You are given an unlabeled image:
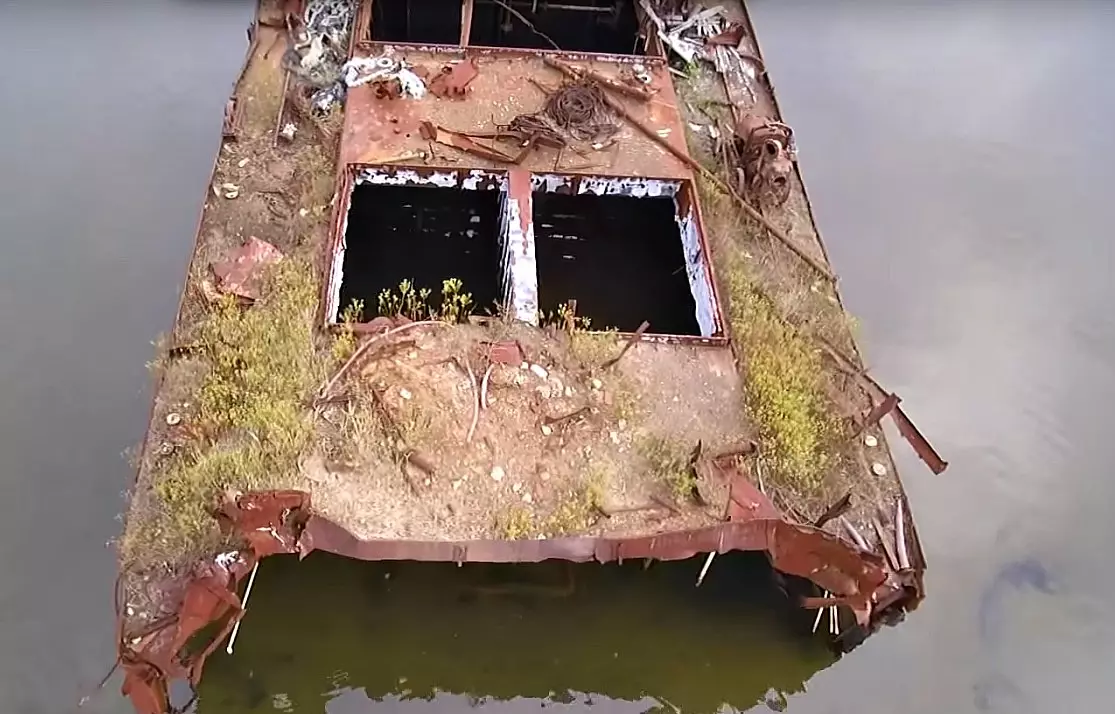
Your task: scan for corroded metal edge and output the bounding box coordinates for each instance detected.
[117,463,922,714]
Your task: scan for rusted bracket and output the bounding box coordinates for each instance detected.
[418,121,533,164]
[428,57,479,99]
[860,376,948,475]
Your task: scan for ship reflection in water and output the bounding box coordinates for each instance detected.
[196,552,834,713]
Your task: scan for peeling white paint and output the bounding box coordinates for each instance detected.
[676,204,718,337]
[355,167,504,190]
[497,182,539,325]
[462,169,500,191]
[326,201,351,323]
[531,174,572,193]
[356,168,459,187]
[577,176,680,197]
[531,174,681,198]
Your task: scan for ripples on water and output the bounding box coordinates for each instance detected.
[196,553,835,713]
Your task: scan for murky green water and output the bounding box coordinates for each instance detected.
[197,554,832,713]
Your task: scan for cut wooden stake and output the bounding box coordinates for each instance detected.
[225,560,260,655]
[696,551,715,586]
[812,591,829,633]
[895,498,911,570]
[871,516,900,571]
[840,516,869,551]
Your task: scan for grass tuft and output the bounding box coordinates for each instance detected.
[122,258,326,565]
[639,436,696,503]
[496,505,536,540]
[542,469,606,536]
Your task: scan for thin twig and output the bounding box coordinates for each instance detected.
[601,320,650,369]
[542,405,591,428]
[812,591,828,633]
[480,364,495,410]
[871,516,900,571]
[895,498,911,570]
[463,359,480,442]
[840,516,869,551]
[225,560,259,655]
[491,0,560,50]
[318,320,446,399]
[696,551,715,586]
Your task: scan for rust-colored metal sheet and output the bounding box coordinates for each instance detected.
[117,491,311,714]
[340,45,691,178]
[210,237,284,301]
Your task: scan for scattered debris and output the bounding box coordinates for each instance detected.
[343,55,427,98]
[283,0,357,111]
[209,237,284,301]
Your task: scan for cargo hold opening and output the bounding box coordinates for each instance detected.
[370,0,463,45]
[335,182,503,320]
[532,179,716,336]
[469,0,644,55]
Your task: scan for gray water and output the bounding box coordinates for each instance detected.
[1,1,1113,712]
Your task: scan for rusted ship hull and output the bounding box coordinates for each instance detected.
[112,2,945,713]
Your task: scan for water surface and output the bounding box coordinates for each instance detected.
[1,1,1113,712]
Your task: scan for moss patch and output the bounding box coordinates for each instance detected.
[696,176,836,492]
[122,258,328,566]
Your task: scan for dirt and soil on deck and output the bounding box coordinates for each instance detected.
[669,1,904,554]
[120,0,916,605]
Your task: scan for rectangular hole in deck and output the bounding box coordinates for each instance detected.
[533,191,701,335]
[338,184,503,319]
[469,0,644,55]
[370,0,463,45]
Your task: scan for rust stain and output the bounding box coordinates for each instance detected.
[484,340,525,365]
[429,57,480,99]
[340,47,691,178]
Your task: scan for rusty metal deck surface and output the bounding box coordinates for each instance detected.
[340,44,692,178]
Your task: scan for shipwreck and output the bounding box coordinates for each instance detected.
[111,1,948,712]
